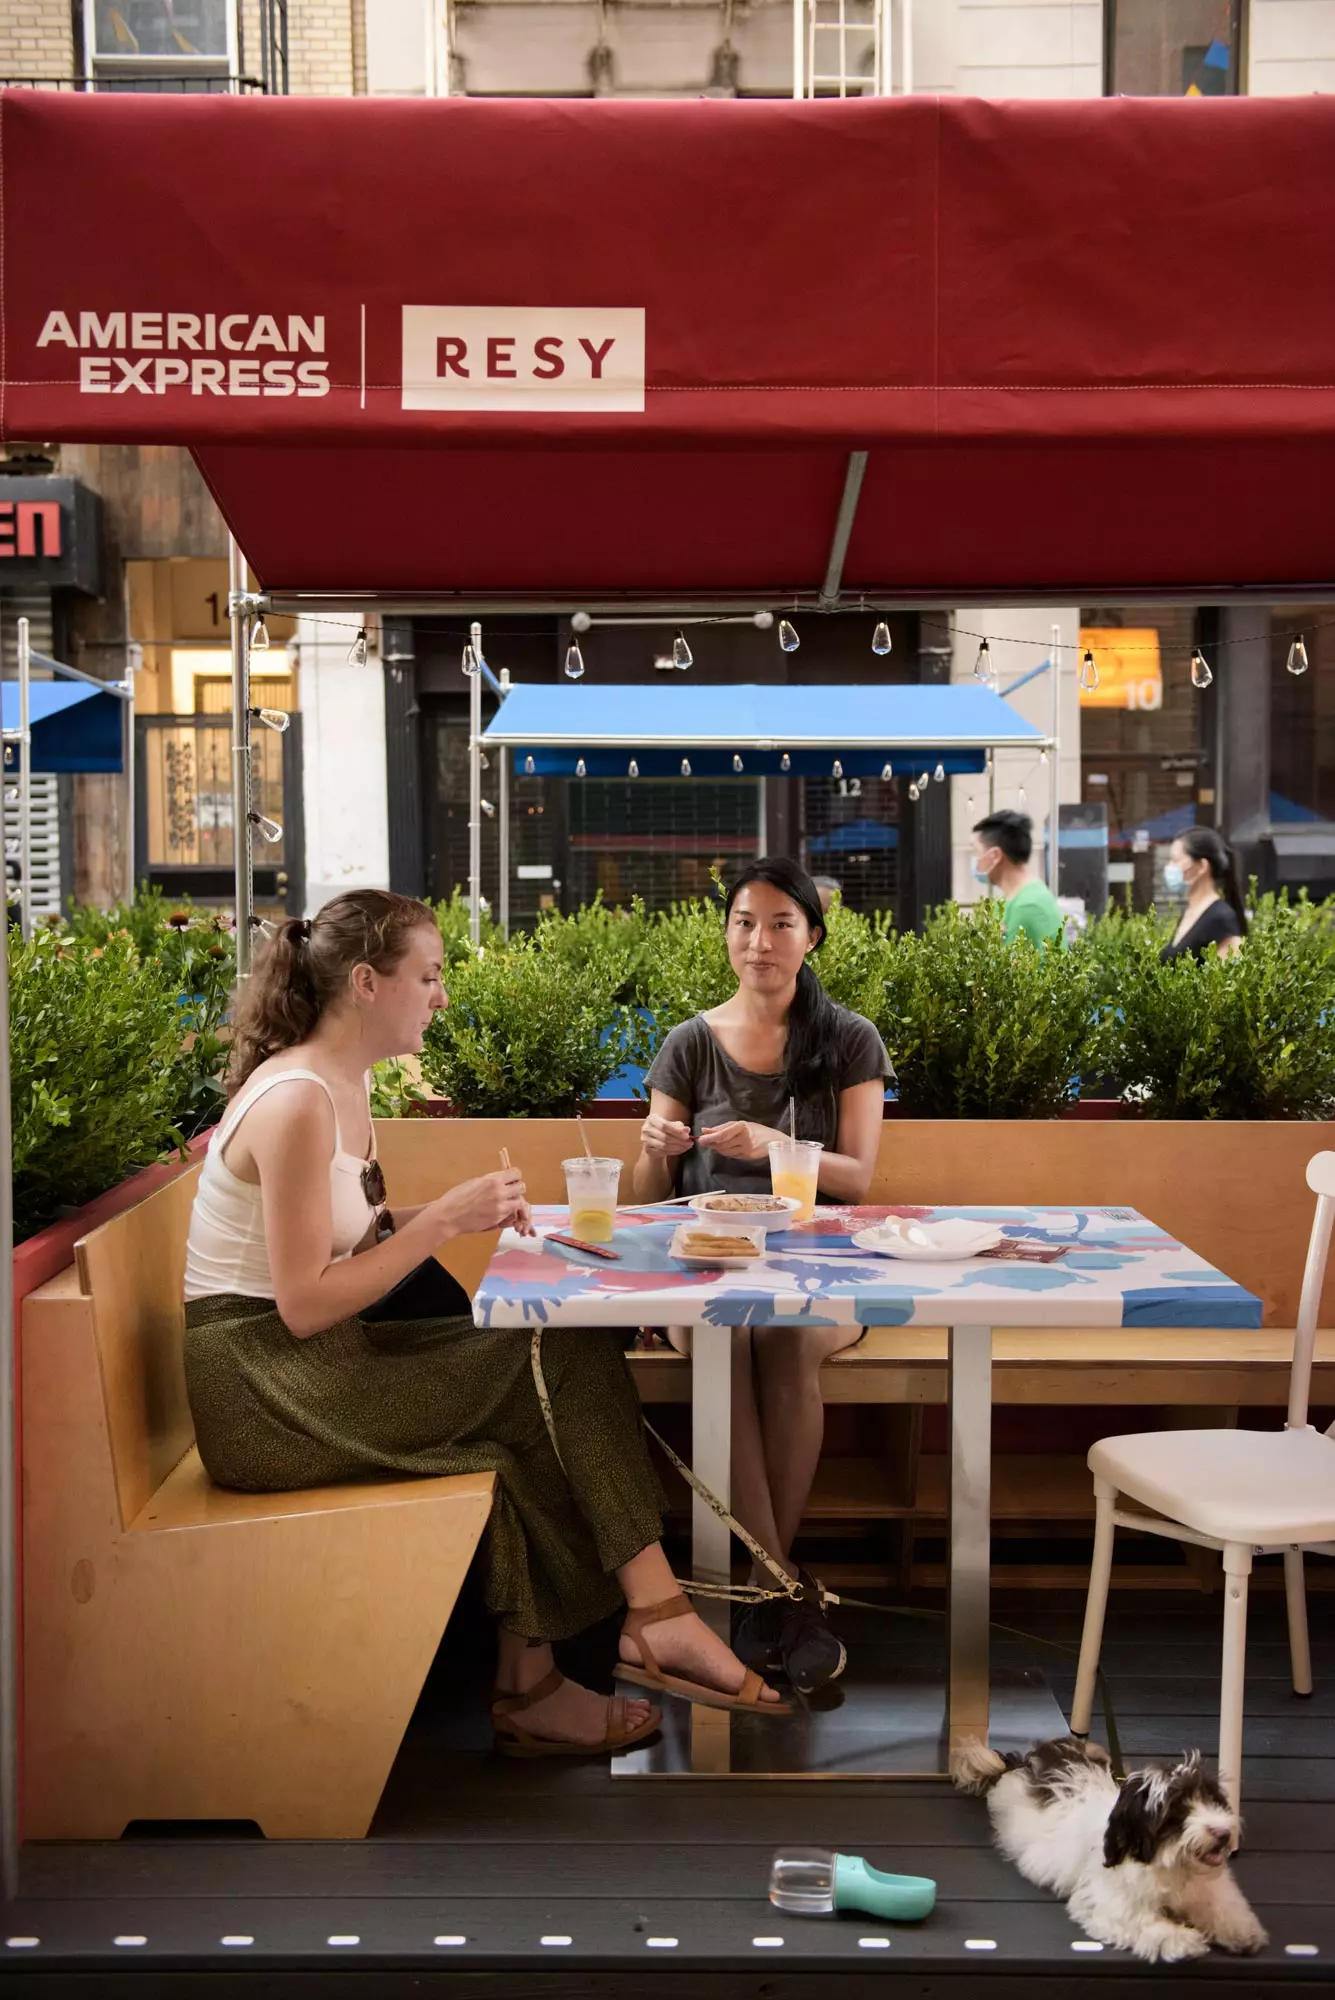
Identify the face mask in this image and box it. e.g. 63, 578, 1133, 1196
973, 861, 993, 885
1163, 862, 1186, 894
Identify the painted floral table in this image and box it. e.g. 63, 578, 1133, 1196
476, 1203, 1262, 1769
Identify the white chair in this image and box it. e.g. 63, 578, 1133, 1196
1070, 1151, 1335, 1811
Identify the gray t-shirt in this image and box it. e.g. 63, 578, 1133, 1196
644, 1007, 893, 1198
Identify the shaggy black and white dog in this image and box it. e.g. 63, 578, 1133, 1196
952, 1736, 1267, 1963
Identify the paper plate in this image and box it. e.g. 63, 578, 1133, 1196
851, 1219, 1004, 1261
669, 1223, 767, 1270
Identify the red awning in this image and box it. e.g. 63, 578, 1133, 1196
4, 89, 1335, 597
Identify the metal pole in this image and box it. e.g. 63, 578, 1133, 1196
793, 0, 804, 95
498, 745, 511, 939
228, 536, 254, 976
0, 886, 17, 1901
468, 619, 483, 949
16, 619, 32, 942
899, 0, 912, 93
124, 642, 140, 906
756, 774, 768, 859
1048, 621, 1061, 893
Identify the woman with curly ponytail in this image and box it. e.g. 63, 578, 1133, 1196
184, 890, 781, 1754
633, 858, 893, 1694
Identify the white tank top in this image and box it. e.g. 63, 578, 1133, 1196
184, 1067, 384, 1303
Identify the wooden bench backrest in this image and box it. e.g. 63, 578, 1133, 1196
75, 1167, 201, 1529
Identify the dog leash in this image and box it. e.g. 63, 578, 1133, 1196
531, 1330, 1124, 1771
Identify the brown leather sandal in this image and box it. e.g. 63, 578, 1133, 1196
617, 1592, 792, 1715
491, 1666, 663, 1759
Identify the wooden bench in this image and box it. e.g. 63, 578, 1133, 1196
376, 1115, 1335, 1591
626, 1328, 1335, 1589
20, 1169, 495, 1840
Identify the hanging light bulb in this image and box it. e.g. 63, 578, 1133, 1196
524, 755, 535, 775
347, 627, 368, 668
919, 772, 930, 791
966, 795, 975, 811
871, 621, 893, 657
973, 638, 991, 682
908, 781, 920, 802
461, 642, 478, 676
479, 751, 489, 770
1190, 647, 1213, 690
733, 753, 744, 773
778, 619, 800, 653
832, 759, 843, 780
249, 615, 270, 653
780, 752, 791, 773
1040, 746, 1049, 765
564, 641, 585, 680
1079, 648, 1099, 693
1018, 784, 1026, 805
628, 758, 639, 779
672, 629, 693, 670
1287, 635, 1310, 676
680, 757, 692, 778
480, 798, 496, 818
881, 762, 893, 782
575, 758, 587, 778
247, 810, 283, 844
933, 762, 946, 784
249, 707, 290, 734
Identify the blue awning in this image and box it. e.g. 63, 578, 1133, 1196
481, 682, 1042, 779
1, 681, 124, 774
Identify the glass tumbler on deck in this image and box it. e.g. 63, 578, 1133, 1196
561, 1155, 622, 1244
767, 1138, 823, 1224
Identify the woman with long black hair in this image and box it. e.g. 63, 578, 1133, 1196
633, 859, 892, 1691
1159, 827, 1248, 962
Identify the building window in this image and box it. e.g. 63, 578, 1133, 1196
1105, 0, 1243, 96
86, 0, 236, 91
1270, 610, 1335, 828
1078, 606, 1211, 908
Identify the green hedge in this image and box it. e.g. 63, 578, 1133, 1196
13, 883, 1335, 1241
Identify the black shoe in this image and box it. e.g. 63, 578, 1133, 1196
776, 1569, 847, 1695
733, 1596, 782, 1674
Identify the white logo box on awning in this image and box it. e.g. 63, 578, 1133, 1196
401, 306, 645, 413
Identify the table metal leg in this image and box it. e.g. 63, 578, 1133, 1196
947, 1323, 993, 1752
688, 1321, 733, 1773
690, 1321, 732, 1598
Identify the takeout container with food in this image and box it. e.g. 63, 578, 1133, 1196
670, 1222, 767, 1269
687, 1192, 803, 1235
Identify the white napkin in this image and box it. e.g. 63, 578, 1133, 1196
870, 1217, 1000, 1257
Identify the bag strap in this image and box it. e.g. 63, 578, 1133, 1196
527, 1329, 799, 1605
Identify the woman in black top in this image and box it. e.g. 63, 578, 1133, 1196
634, 859, 893, 1693
1159, 827, 1247, 963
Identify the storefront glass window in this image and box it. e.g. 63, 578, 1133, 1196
92, 1, 231, 60
1270, 609, 1335, 827
1079, 605, 1210, 908
1105, 0, 1242, 96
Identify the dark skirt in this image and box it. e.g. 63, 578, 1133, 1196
183, 1295, 665, 1642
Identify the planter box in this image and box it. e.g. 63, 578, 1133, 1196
375, 1113, 1335, 1329
13, 1130, 215, 1317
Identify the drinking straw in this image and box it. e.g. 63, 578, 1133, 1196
788, 1096, 796, 1140
499, 1146, 512, 1171
577, 1115, 593, 1159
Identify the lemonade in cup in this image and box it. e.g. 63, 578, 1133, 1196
562, 1155, 623, 1244
768, 1138, 823, 1224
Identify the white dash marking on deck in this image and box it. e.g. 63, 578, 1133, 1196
220, 1936, 254, 1948
326, 1935, 360, 1947
752, 1936, 785, 1947
646, 1937, 679, 1948
113, 1936, 147, 1948
965, 1938, 998, 1951
1286, 1945, 1320, 1957
540, 1935, 573, 1947
434, 1936, 467, 1947
1072, 1940, 1104, 1952
5, 1939, 39, 1950
858, 1937, 891, 1949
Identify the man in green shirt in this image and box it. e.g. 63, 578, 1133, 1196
971, 809, 1064, 948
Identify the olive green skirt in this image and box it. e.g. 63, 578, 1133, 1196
183, 1295, 665, 1642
